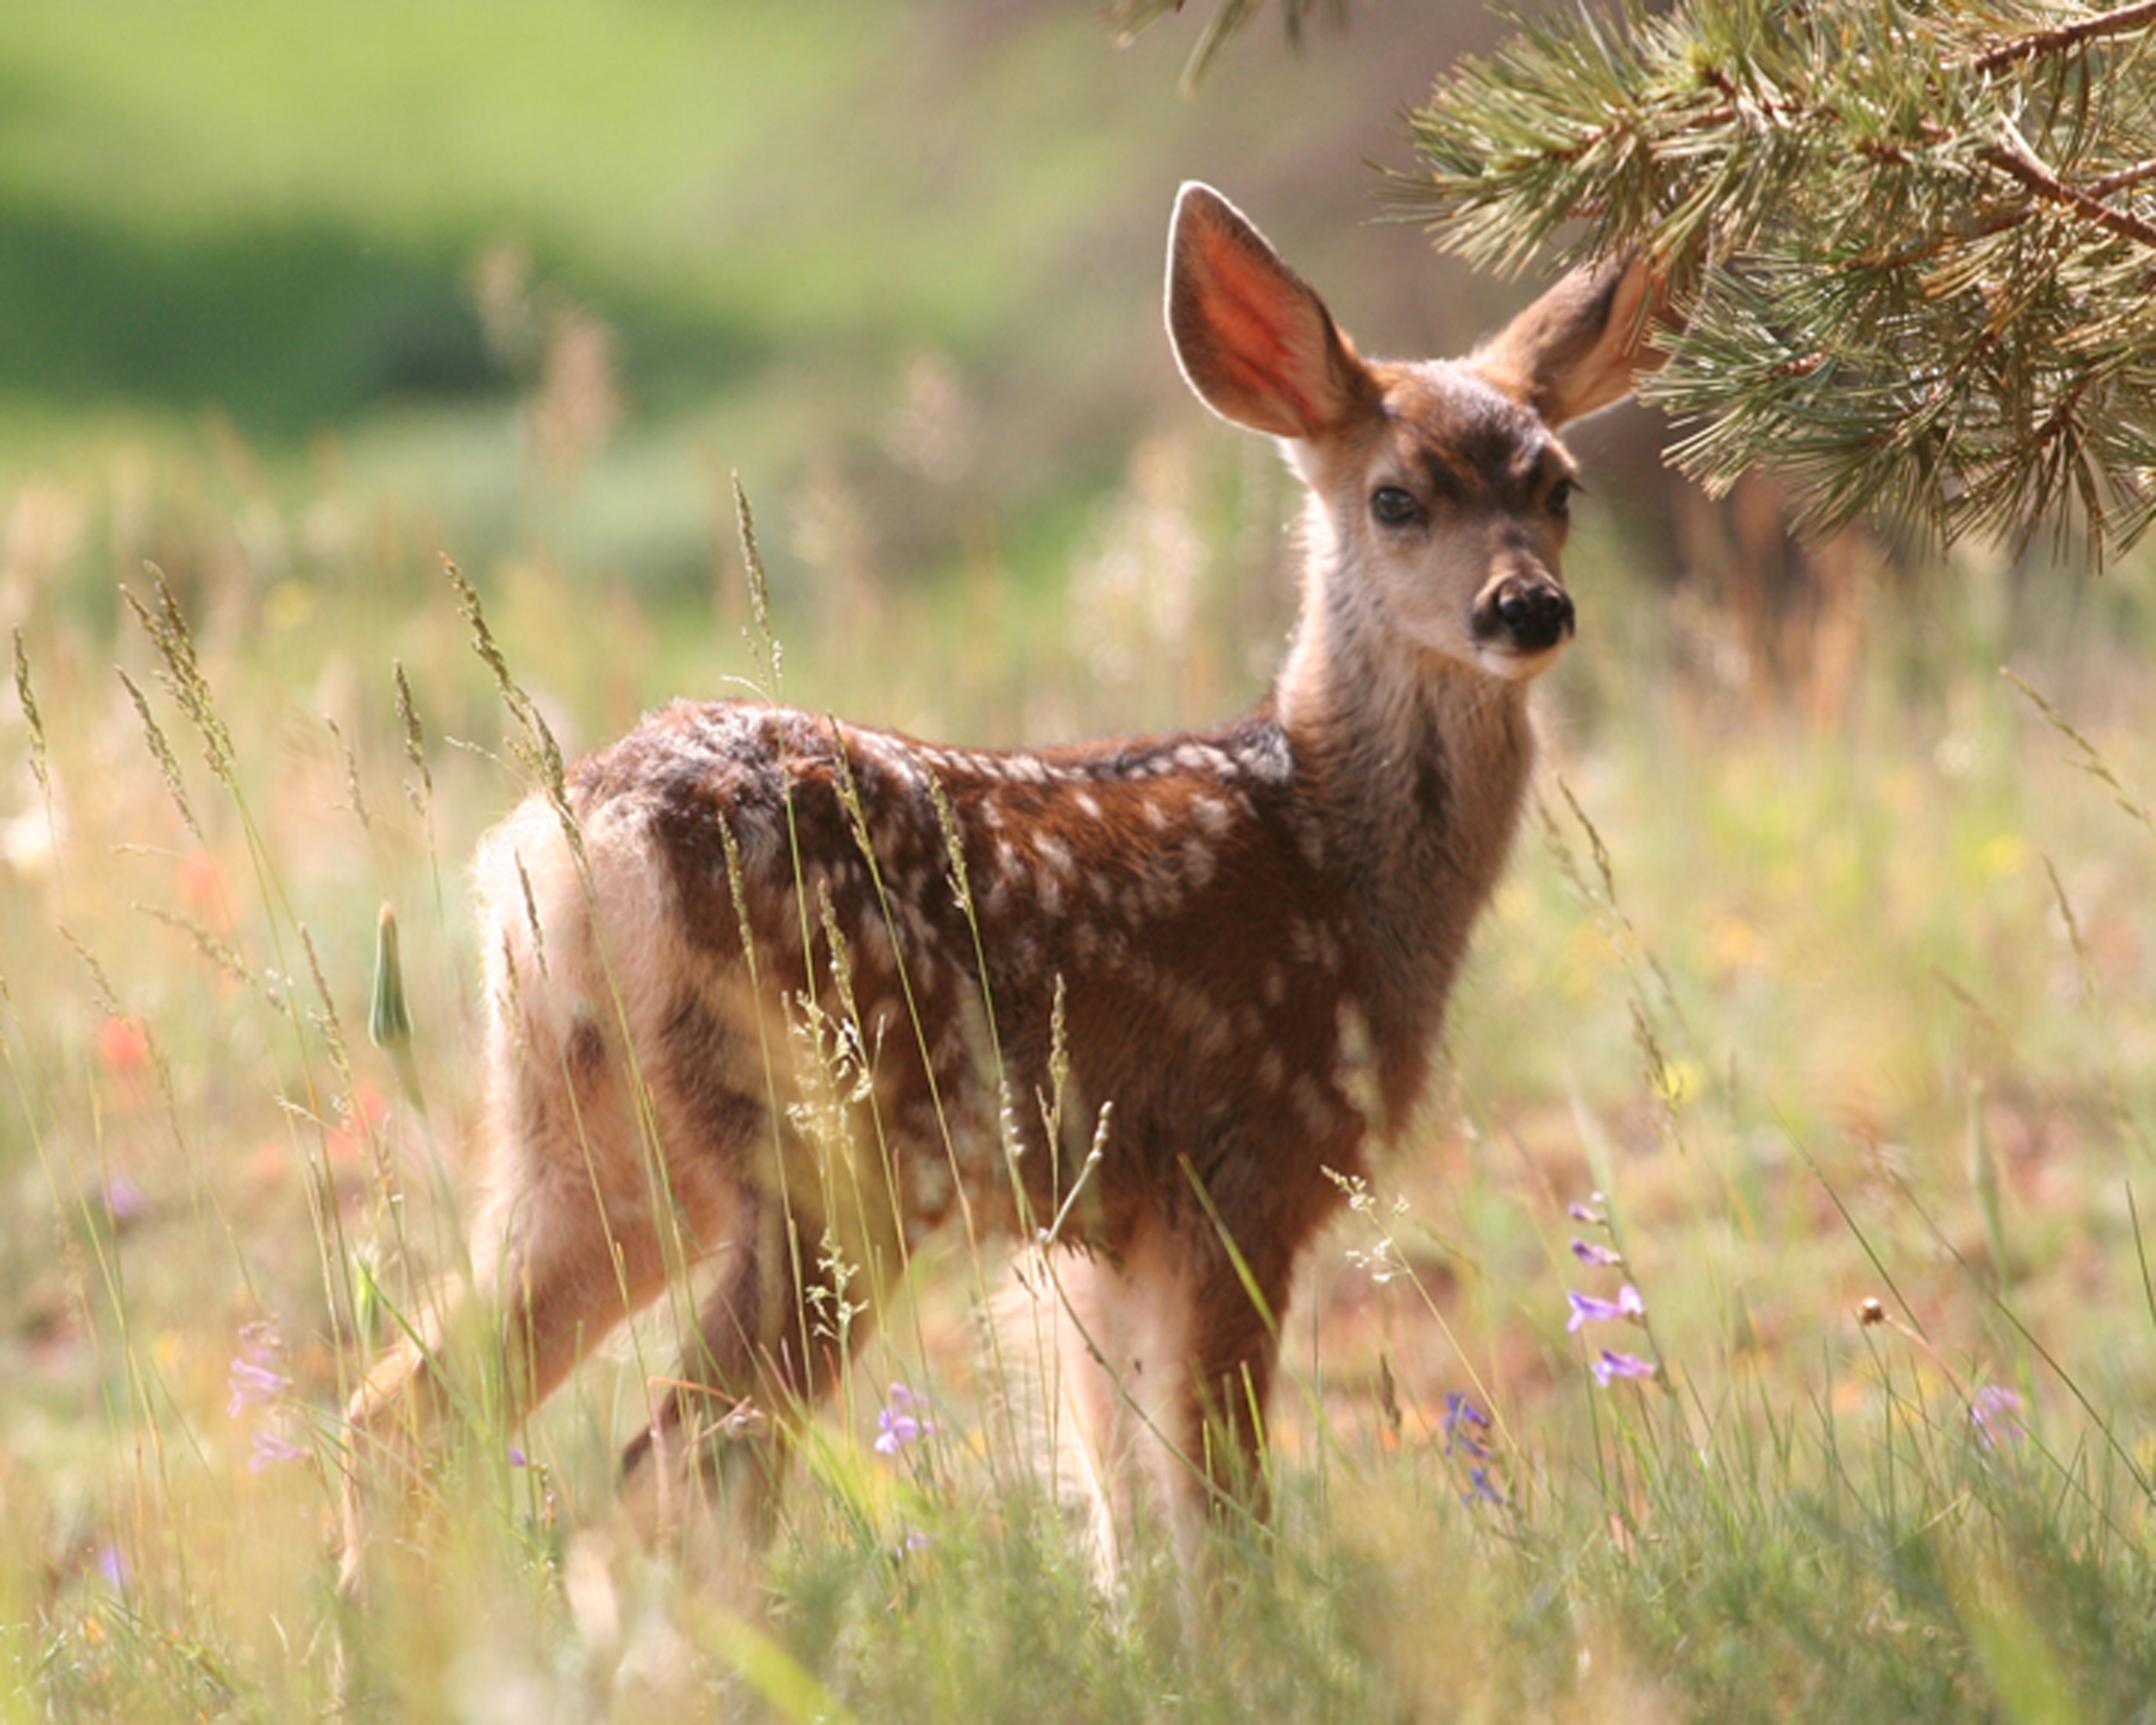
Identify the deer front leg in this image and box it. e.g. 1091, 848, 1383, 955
1030, 1217, 1288, 1578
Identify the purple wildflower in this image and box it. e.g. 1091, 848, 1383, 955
1442, 1391, 1492, 1459
873, 1383, 933, 1456
95, 1544, 131, 1591
248, 1429, 308, 1473
1463, 1466, 1505, 1506
1565, 1284, 1645, 1333
226, 1356, 288, 1418
1570, 1238, 1624, 1268
507, 1445, 530, 1468
1970, 1383, 2027, 1447
1569, 1197, 1607, 1226
1591, 1350, 1658, 1387
103, 1176, 148, 1225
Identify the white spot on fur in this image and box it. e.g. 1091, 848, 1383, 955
1291, 919, 1343, 974
1008, 927, 1044, 976
1335, 998, 1384, 1131
1036, 834, 1075, 879
1290, 1072, 1337, 1138
856, 913, 895, 973
1293, 814, 1326, 870
1161, 975, 1232, 1057
914, 1157, 953, 1210
1316, 924, 1344, 973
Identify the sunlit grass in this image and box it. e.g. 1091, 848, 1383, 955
3, 406, 2155, 1719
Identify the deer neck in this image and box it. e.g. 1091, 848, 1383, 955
1270, 529, 1539, 1080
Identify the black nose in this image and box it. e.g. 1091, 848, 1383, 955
1495, 580, 1575, 654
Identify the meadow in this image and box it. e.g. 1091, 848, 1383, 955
6, 4, 2156, 1721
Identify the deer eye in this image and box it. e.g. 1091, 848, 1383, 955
1370, 486, 1423, 528
1547, 478, 1578, 520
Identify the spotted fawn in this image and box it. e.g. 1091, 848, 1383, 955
346, 183, 1662, 1571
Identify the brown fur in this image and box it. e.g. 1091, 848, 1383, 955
343, 184, 1662, 1572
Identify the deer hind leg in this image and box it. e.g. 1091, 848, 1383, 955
344, 798, 739, 1579
620, 1185, 872, 1552
340, 987, 687, 1590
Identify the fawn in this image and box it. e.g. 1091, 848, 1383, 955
345, 183, 1661, 1573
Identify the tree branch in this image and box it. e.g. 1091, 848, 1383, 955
2084, 158, 2156, 197
1970, 0, 2156, 70
1981, 122, 2156, 249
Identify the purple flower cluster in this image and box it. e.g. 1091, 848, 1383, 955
103, 1176, 148, 1226
874, 1382, 934, 1456
1442, 1390, 1490, 1458
1443, 1391, 1504, 1506
1566, 1195, 1658, 1389
226, 1322, 288, 1415
227, 1320, 304, 1474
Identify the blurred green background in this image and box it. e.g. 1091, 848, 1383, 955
0, 0, 1552, 635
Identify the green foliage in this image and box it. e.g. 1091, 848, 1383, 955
1396, 0, 2156, 565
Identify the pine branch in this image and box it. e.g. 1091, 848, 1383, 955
2084, 157, 2156, 195
1981, 121, 2156, 249
1397, 0, 2156, 565
1969, 0, 2156, 69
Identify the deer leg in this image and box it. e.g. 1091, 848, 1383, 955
1023, 1219, 1286, 1578
622, 1191, 869, 1550
1181, 1249, 1288, 1533
341, 987, 698, 1583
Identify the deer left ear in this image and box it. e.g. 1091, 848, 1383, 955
1473, 254, 1671, 430
1166, 182, 1379, 442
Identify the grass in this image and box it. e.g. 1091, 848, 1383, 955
3, 386, 2155, 1720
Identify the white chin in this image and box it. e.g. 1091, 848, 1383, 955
1474, 642, 1564, 681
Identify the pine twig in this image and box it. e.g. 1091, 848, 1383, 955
2084, 157, 2156, 196
1970, 0, 2156, 70
1981, 121, 2156, 251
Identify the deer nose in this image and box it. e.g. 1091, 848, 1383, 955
1478, 573, 1575, 655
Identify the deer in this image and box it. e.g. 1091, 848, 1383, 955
342, 183, 1662, 1582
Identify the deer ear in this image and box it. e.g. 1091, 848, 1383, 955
1167, 184, 1377, 442
1474, 254, 1670, 429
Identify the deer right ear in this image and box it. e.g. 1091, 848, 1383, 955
1473, 253, 1671, 430
1167, 184, 1376, 442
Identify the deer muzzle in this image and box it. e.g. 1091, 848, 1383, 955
1473, 571, 1575, 661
